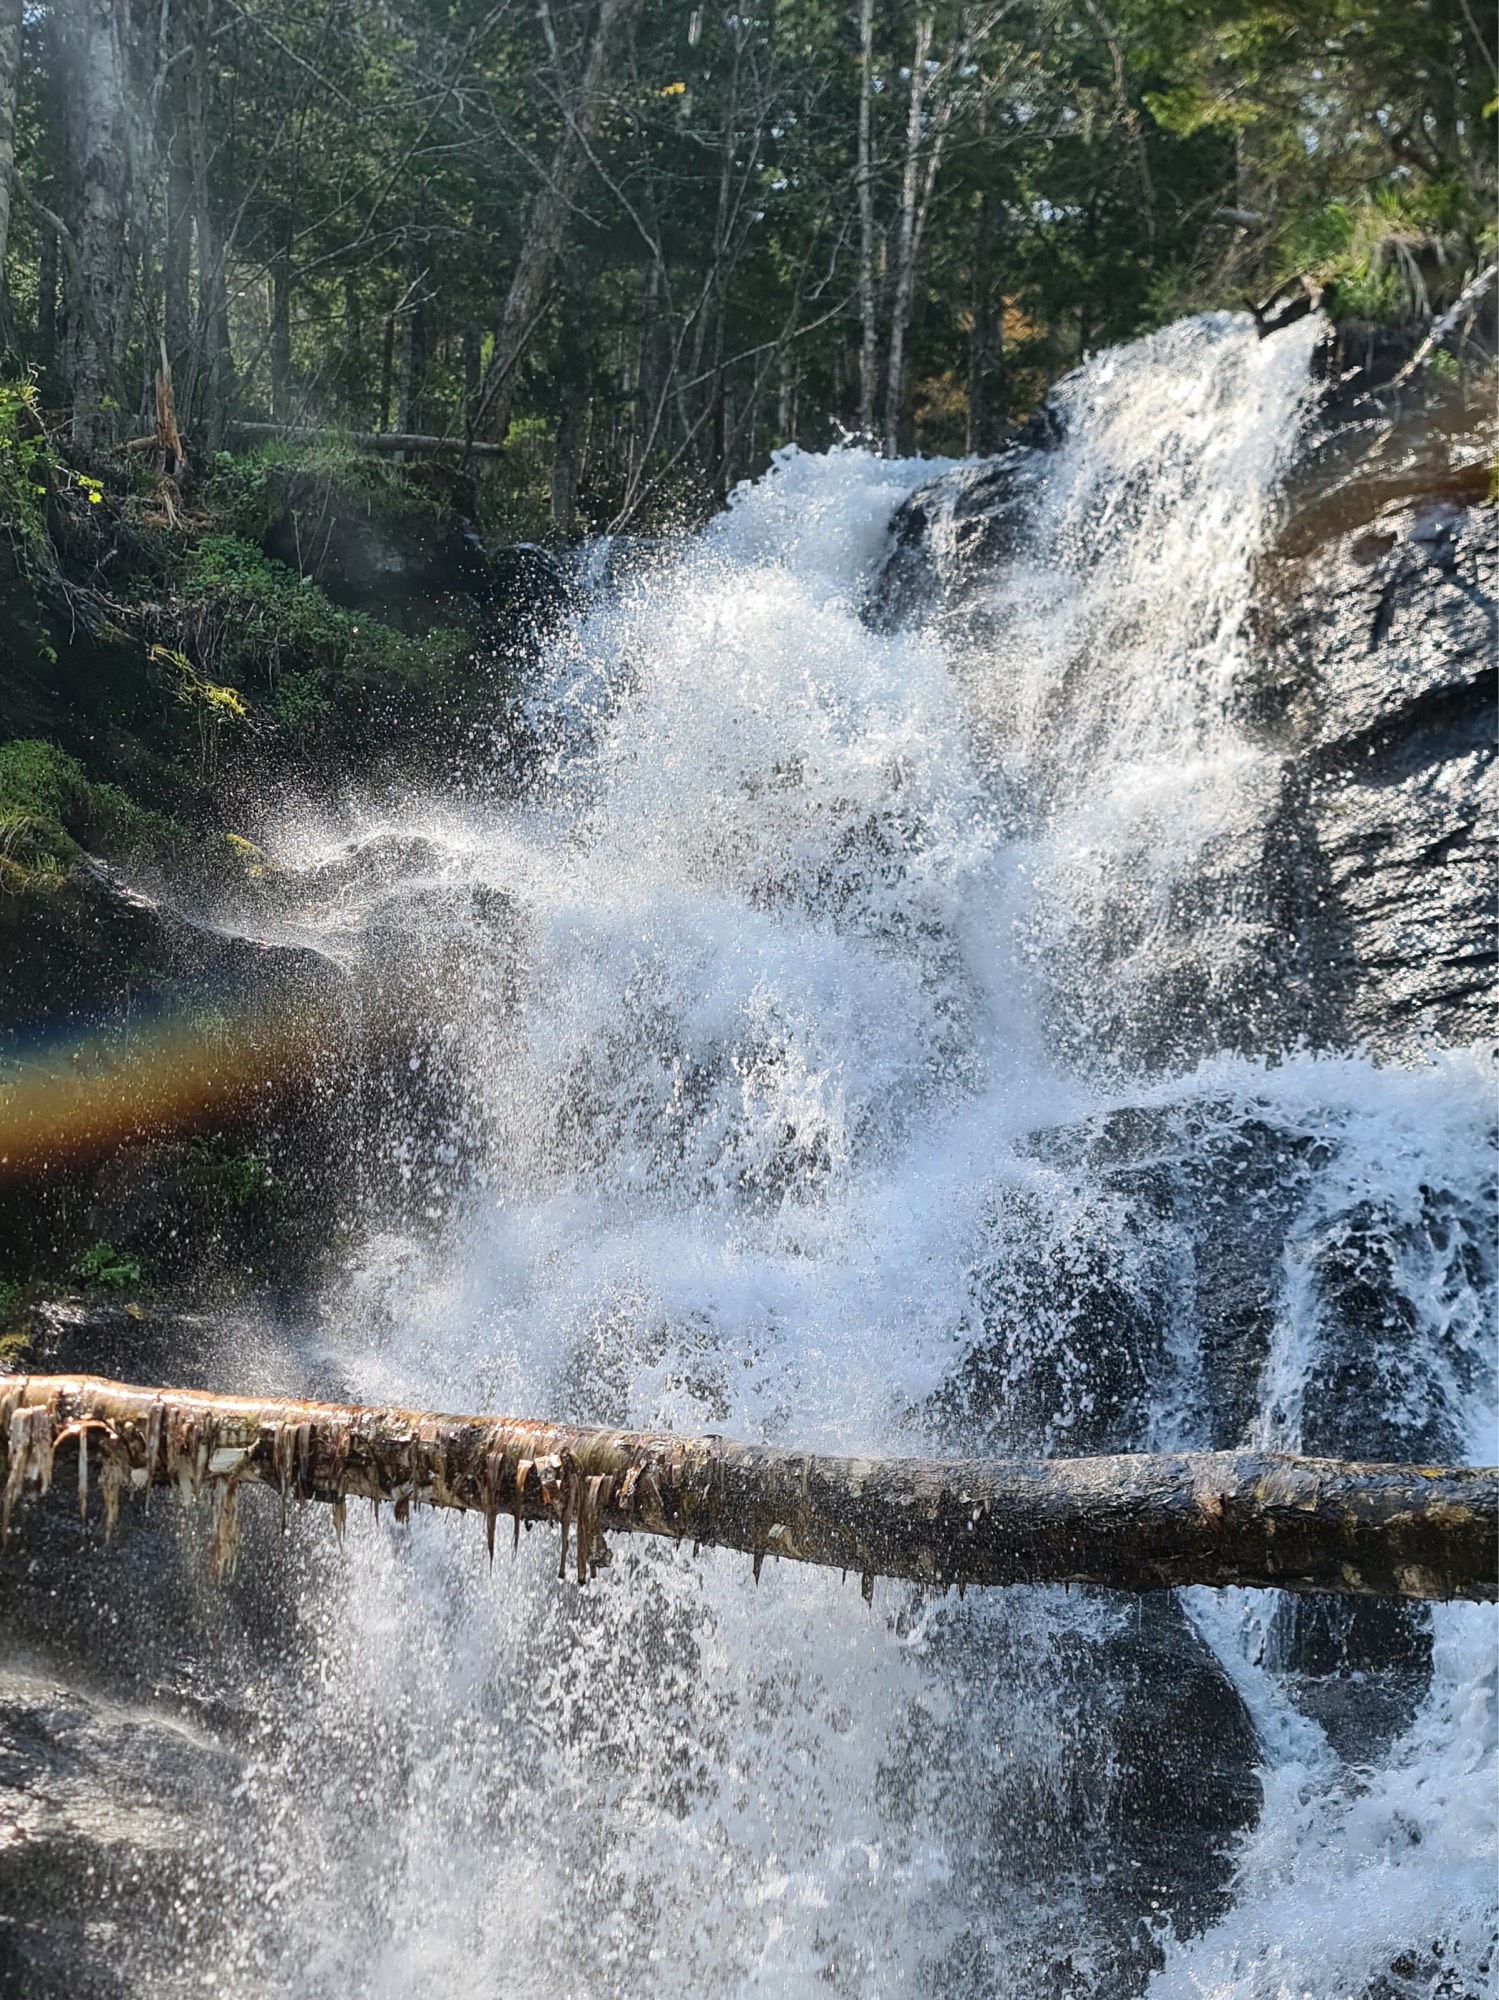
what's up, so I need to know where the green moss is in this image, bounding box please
[0,739,184,893]
[0,1280,31,1367]
[206,437,450,544]
[181,533,467,716]
[190,1137,274,1209]
[0,380,52,567]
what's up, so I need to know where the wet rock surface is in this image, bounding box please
[1253,485,1496,1056]
[874,389,1496,1062]
[0,1669,242,2000]
[0,1300,342,1997]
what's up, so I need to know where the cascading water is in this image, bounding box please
[196,314,1492,1998]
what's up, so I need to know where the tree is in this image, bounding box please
[0,0,1489,518]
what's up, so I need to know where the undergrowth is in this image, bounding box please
[1280,181,1496,328]
[0,740,182,894]
[206,436,451,544]
[179,532,466,726]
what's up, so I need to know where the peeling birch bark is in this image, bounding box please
[1,1375,1493,1602]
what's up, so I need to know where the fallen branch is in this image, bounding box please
[1389,260,1498,389]
[4,1376,1493,1602]
[224,420,509,459]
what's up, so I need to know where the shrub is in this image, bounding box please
[190,1137,274,1209]
[72,1242,145,1291]
[205,437,450,545]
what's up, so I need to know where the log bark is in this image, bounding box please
[2,1375,1493,1603]
[226,420,508,458]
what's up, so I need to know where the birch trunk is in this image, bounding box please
[71,0,126,446]
[163,147,193,384]
[472,0,642,449]
[2,1375,1493,1604]
[855,0,878,441]
[882,17,930,456]
[182,0,230,446]
[0,0,21,338]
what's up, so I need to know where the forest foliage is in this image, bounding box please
[0,0,1493,536]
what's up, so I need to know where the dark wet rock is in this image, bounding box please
[0,1670,244,1999]
[582,534,681,593]
[890,1590,1261,1997]
[0,855,341,1038]
[1250,489,1496,1056]
[1260,1177,1494,1760]
[15,1296,299,1389]
[935,1179,1174,1457]
[949,1091,1495,1770]
[0,1291,330,1997]
[262,493,499,634]
[0,853,360,1296]
[937,1103,1324,1459]
[875,395,1495,1062]
[875,440,1054,636]
[488,540,575,627]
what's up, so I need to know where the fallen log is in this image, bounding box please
[225,420,508,459]
[1,1374,1493,1603]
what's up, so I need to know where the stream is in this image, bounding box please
[5,311,1496,1998]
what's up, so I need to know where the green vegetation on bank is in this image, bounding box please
[0,739,181,894]
[0,395,488,875]
[181,534,464,723]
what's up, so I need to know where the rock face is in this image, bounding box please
[0,1669,242,1999]
[1248,481,1495,1055]
[874,388,1496,1064]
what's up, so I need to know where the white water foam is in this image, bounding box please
[222,315,1495,1998]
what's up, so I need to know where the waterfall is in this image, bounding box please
[210,315,1494,1998]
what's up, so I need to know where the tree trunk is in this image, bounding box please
[966,107,1002,454]
[163,149,193,385]
[395,225,425,441]
[36,218,58,376]
[182,0,230,446]
[2,1375,1493,1603]
[378,302,396,430]
[341,274,364,419]
[628,255,662,483]
[549,253,594,533]
[882,16,930,456]
[855,0,878,441]
[269,230,293,423]
[0,0,21,344]
[471,0,642,449]
[226,420,508,458]
[71,0,127,446]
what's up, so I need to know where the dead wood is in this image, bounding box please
[1,1374,1493,1602]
